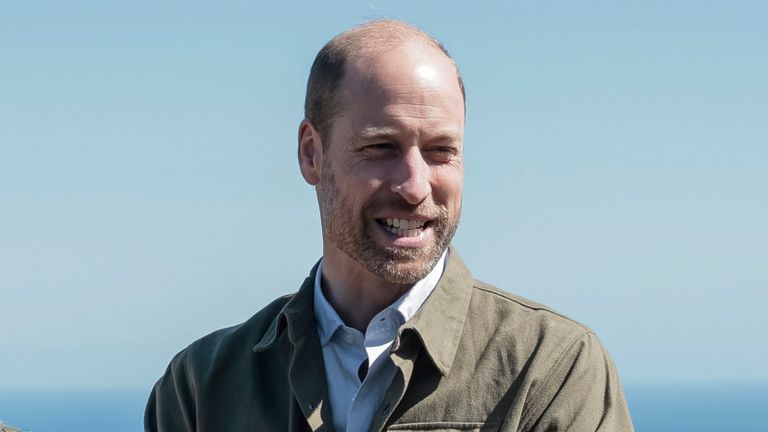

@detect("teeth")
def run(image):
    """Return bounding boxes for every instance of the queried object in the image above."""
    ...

[384,218,425,229]
[383,225,422,237]
[381,218,426,237]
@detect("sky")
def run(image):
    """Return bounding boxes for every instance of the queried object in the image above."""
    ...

[1,1,766,391]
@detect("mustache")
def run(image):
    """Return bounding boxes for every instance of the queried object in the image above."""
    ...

[364,196,448,219]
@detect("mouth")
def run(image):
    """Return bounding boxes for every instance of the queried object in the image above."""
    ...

[375,217,432,238]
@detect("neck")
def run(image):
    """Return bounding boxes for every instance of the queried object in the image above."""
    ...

[320,245,410,332]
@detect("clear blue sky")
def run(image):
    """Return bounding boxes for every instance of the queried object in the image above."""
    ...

[1,1,766,391]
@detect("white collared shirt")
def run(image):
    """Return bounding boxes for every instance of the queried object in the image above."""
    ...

[313,250,448,432]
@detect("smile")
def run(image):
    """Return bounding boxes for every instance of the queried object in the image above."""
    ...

[376,218,429,238]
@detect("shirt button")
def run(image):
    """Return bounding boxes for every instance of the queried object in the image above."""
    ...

[343,334,354,344]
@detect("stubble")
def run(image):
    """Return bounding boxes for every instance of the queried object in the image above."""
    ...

[319,160,459,284]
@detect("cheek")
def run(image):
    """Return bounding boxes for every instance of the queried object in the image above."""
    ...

[338,175,385,210]
[431,165,464,205]
[349,166,388,194]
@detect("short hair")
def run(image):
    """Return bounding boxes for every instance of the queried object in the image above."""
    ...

[304,19,466,148]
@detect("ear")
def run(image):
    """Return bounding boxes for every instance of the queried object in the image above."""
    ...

[298,119,323,185]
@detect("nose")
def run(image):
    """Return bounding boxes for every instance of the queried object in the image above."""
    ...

[390,147,431,204]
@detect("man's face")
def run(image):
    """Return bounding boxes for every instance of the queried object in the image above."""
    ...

[317,43,465,284]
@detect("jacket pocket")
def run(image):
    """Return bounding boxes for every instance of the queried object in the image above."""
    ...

[387,420,500,431]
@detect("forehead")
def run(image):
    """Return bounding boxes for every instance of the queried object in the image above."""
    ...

[338,43,465,127]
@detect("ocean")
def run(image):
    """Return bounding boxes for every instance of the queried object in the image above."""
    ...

[1,384,766,431]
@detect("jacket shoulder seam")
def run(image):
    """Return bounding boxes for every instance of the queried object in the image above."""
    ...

[471,281,592,332]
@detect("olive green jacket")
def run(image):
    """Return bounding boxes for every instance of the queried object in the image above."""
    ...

[145,248,634,431]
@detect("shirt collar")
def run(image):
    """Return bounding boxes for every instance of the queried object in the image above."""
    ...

[386,249,447,324]
[313,250,449,346]
[313,259,344,345]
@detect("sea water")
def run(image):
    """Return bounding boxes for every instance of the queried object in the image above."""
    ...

[1,384,766,431]
[0,389,145,432]
[626,384,767,431]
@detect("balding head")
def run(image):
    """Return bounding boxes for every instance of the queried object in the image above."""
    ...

[304,20,465,147]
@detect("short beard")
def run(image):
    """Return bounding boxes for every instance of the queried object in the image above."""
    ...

[319,161,459,285]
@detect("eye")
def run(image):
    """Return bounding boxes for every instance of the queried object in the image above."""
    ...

[367,143,396,150]
[427,146,458,163]
[362,143,398,155]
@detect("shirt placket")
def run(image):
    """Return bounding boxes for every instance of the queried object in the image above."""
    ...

[345,310,402,432]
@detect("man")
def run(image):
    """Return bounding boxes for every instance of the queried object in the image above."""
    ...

[145,20,634,432]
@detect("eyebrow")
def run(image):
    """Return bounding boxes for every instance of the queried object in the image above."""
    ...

[354,126,462,143]
[354,126,400,140]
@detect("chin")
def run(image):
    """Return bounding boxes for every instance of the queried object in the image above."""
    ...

[364,254,437,285]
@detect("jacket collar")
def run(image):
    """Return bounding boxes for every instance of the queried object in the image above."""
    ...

[253,260,333,431]
[252,260,320,353]
[253,247,474,378]
[394,246,473,376]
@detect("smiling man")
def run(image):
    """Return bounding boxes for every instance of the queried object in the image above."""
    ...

[145,20,634,432]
